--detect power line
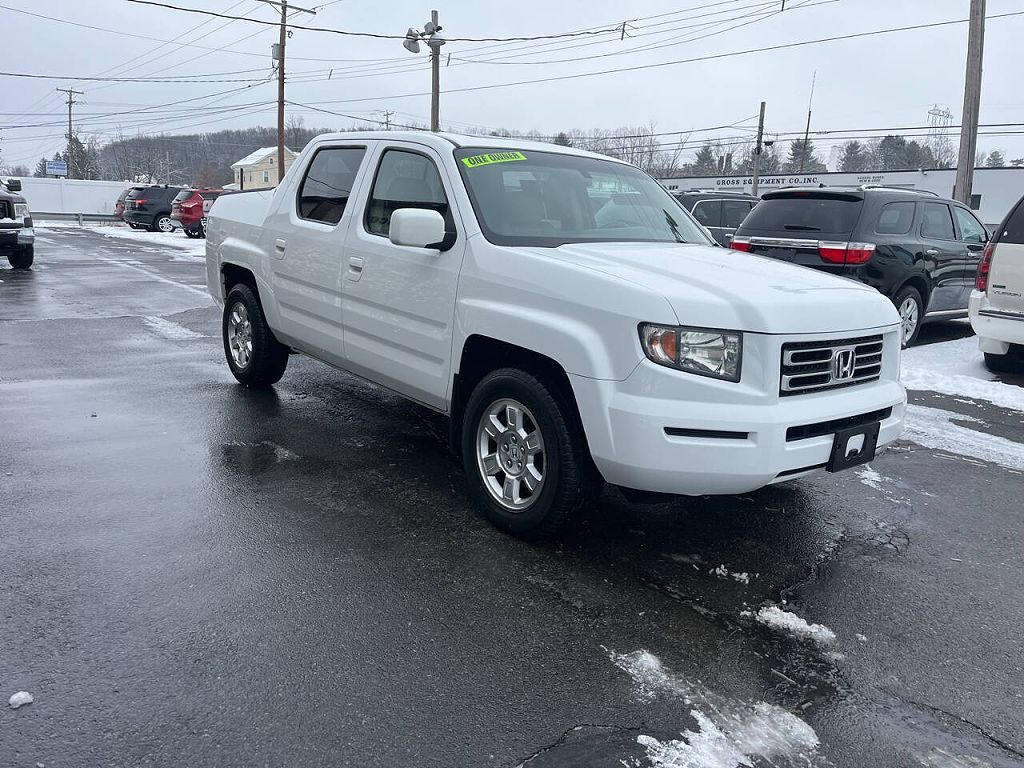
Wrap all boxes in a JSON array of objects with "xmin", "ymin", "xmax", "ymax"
[
  {"xmin": 123, "ymin": 0, "xmax": 627, "ymax": 42},
  {"xmin": 0, "ymin": 71, "xmax": 271, "ymax": 84}
]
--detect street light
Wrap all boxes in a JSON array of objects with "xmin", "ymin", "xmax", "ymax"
[{"xmin": 402, "ymin": 10, "xmax": 445, "ymax": 132}]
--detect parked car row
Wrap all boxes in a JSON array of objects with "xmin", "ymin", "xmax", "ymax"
[{"xmin": 115, "ymin": 184, "xmax": 223, "ymax": 237}]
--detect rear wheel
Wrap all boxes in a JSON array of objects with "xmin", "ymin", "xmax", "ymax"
[
  {"xmin": 893, "ymin": 285, "xmax": 924, "ymax": 347},
  {"xmin": 7, "ymin": 245, "xmax": 33, "ymax": 269},
  {"xmin": 184, "ymin": 227, "xmax": 202, "ymax": 239},
  {"xmin": 984, "ymin": 348, "xmax": 1022, "ymax": 373},
  {"xmin": 461, "ymin": 368, "xmax": 596, "ymax": 539},
  {"xmin": 151, "ymin": 213, "xmax": 173, "ymax": 233},
  {"xmin": 222, "ymin": 284, "xmax": 289, "ymax": 387}
]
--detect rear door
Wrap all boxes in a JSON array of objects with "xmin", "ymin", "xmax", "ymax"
[
  {"xmin": 986, "ymin": 198, "xmax": 1024, "ymax": 313},
  {"xmin": 265, "ymin": 143, "xmax": 370, "ymax": 365},
  {"xmin": 917, "ymin": 201, "xmax": 963, "ymax": 312},
  {"xmin": 951, "ymin": 204, "xmax": 990, "ymax": 306},
  {"xmin": 736, "ymin": 190, "xmax": 864, "ymax": 274}
]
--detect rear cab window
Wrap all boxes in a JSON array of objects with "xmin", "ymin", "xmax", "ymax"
[
  {"xmin": 297, "ymin": 146, "xmax": 367, "ymax": 225},
  {"xmin": 740, "ymin": 192, "xmax": 863, "ymax": 237}
]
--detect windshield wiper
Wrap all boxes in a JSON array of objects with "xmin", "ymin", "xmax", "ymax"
[{"xmin": 663, "ymin": 209, "xmax": 685, "ymax": 243}]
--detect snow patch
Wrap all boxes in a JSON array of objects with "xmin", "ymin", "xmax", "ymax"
[
  {"xmin": 902, "ymin": 336, "xmax": 1024, "ymax": 413},
  {"xmin": 142, "ymin": 316, "xmax": 203, "ymax": 340},
  {"xmin": 755, "ymin": 605, "xmax": 837, "ymax": 645},
  {"xmin": 608, "ymin": 650, "xmax": 823, "ymax": 768},
  {"xmin": 709, "ymin": 564, "xmax": 751, "ymax": 584},
  {"xmin": 914, "ymin": 747, "xmax": 993, "ymax": 768},
  {"xmin": 9, "ymin": 691, "xmax": 33, "ymax": 709},
  {"xmin": 856, "ymin": 465, "xmax": 884, "ymax": 490},
  {"xmin": 904, "ymin": 404, "xmax": 1024, "ymax": 472},
  {"xmin": 856, "ymin": 633, "xmax": 868, "ymax": 642}
]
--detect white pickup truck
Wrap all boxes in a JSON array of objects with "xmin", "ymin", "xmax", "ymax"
[{"xmin": 206, "ymin": 132, "xmax": 906, "ymax": 538}]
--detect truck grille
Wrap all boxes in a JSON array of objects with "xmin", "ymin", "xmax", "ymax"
[
  {"xmin": 780, "ymin": 335, "xmax": 883, "ymax": 396},
  {"xmin": 0, "ymin": 201, "xmax": 10, "ymax": 220}
]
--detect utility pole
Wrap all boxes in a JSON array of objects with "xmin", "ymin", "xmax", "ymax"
[
  {"xmin": 430, "ymin": 10, "xmax": 440, "ymax": 132},
  {"xmin": 56, "ymin": 87, "xmax": 83, "ymax": 177},
  {"xmin": 260, "ymin": 0, "xmax": 315, "ymax": 185},
  {"xmin": 798, "ymin": 71, "xmax": 815, "ymax": 174},
  {"xmin": 377, "ymin": 110, "xmax": 395, "ymax": 130},
  {"xmin": 401, "ymin": 11, "xmax": 445, "ymax": 132},
  {"xmin": 955, "ymin": 0, "xmax": 986, "ymax": 205},
  {"xmin": 751, "ymin": 101, "xmax": 766, "ymax": 197}
]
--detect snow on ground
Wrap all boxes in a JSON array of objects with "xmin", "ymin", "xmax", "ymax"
[
  {"xmin": 754, "ymin": 605, "xmax": 837, "ymax": 645},
  {"xmin": 902, "ymin": 335, "xmax": 1024, "ymax": 413},
  {"xmin": 856, "ymin": 465, "xmax": 884, "ymax": 490},
  {"xmin": 36, "ymin": 222, "xmax": 206, "ymax": 259},
  {"xmin": 904, "ymin": 404, "xmax": 1024, "ymax": 473},
  {"xmin": 142, "ymin": 316, "xmax": 204, "ymax": 340},
  {"xmin": 609, "ymin": 650, "xmax": 824, "ymax": 768},
  {"xmin": 709, "ymin": 564, "xmax": 752, "ymax": 584},
  {"xmin": 9, "ymin": 691, "xmax": 33, "ymax": 709}
]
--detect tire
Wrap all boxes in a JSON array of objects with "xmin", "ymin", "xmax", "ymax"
[
  {"xmin": 222, "ymin": 284, "xmax": 289, "ymax": 387},
  {"xmin": 461, "ymin": 367, "xmax": 596, "ymax": 539},
  {"xmin": 893, "ymin": 285, "xmax": 924, "ymax": 347},
  {"xmin": 184, "ymin": 227, "xmax": 201, "ymax": 239},
  {"xmin": 984, "ymin": 349, "xmax": 1021, "ymax": 373},
  {"xmin": 7, "ymin": 245, "xmax": 33, "ymax": 269},
  {"xmin": 151, "ymin": 213, "xmax": 174, "ymax": 233}
]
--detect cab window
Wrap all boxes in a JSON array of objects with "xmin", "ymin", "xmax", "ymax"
[
  {"xmin": 365, "ymin": 149, "xmax": 448, "ymax": 237},
  {"xmin": 921, "ymin": 202, "xmax": 955, "ymax": 240},
  {"xmin": 875, "ymin": 201, "xmax": 916, "ymax": 235},
  {"xmin": 297, "ymin": 146, "xmax": 366, "ymax": 225}
]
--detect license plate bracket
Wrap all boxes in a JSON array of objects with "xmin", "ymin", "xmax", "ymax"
[{"xmin": 827, "ymin": 422, "xmax": 880, "ymax": 473}]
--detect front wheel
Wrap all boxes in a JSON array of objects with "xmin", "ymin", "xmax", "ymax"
[
  {"xmin": 893, "ymin": 285, "xmax": 924, "ymax": 347},
  {"xmin": 7, "ymin": 245, "xmax": 33, "ymax": 269},
  {"xmin": 222, "ymin": 284, "xmax": 289, "ymax": 387},
  {"xmin": 461, "ymin": 368, "xmax": 597, "ymax": 539}
]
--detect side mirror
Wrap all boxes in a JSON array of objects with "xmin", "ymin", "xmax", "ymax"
[
  {"xmin": 3, "ymin": 178, "xmax": 22, "ymax": 192},
  {"xmin": 389, "ymin": 208, "xmax": 447, "ymax": 249}
]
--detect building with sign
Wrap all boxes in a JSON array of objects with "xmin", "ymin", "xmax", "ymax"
[{"xmin": 658, "ymin": 166, "xmax": 1024, "ymax": 227}]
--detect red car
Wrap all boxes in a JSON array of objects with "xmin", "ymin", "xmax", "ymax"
[
  {"xmin": 171, "ymin": 188, "xmax": 223, "ymax": 238},
  {"xmin": 114, "ymin": 186, "xmax": 146, "ymax": 221}
]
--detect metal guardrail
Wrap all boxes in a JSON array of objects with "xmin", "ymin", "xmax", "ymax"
[{"xmin": 33, "ymin": 212, "xmax": 120, "ymax": 224}]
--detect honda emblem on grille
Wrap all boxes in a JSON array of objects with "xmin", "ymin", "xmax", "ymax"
[{"xmin": 832, "ymin": 347, "xmax": 856, "ymax": 381}]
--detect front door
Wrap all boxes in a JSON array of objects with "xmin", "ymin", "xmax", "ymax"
[
  {"xmin": 952, "ymin": 204, "xmax": 989, "ymax": 307},
  {"xmin": 265, "ymin": 144, "xmax": 369, "ymax": 365},
  {"xmin": 341, "ymin": 145, "xmax": 465, "ymax": 411},
  {"xmin": 918, "ymin": 201, "xmax": 963, "ymax": 313}
]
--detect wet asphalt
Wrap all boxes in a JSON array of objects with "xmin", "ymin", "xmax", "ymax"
[{"xmin": 1, "ymin": 229, "xmax": 1023, "ymax": 768}]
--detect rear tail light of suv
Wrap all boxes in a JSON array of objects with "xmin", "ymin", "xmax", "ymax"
[
  {"xmin": 730, "ymin": 237, "xmax": 875, "ymax": 265},
  {"xmin": 976, "ymin": 241, "xmax": 994, "ymax": 292}
]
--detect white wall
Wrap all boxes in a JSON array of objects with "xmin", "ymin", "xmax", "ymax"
[
  {"xmin": 659, "ymin": 167, "xmax": 1024, "ymax": 227},
  {"xmin": 17, "ymin": 177, "xmax": 131, "ymax": 215}
]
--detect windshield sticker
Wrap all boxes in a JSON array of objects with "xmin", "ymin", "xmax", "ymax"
[{"xmin": 461, "ymin": 151, "xmax": 527, "ymax": 168}]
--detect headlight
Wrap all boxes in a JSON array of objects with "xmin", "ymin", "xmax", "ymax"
[
  {"xmin": 14, "ymin": 204, "xmax": 29, "ymax": 219},
  {"xmin": 639, "ymin": 323, "xmax": 743, "ymax": 382}
]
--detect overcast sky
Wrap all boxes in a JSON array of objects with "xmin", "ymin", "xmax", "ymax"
[{"xmin": 2, "ymin": 0, "xmax": 1023, "ymax": 170}]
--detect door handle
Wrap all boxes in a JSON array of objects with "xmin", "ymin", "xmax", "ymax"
[
  {"xmin": 347, "ymin": 256, "xmax": 364, "ymax": 281},
  {"xmin": 925, "ymin": 248, "xmax": 939, "ymax": 256},
  {"xmin": 273, "ymin": 239, "xmax": 286, "ymax": 259}
]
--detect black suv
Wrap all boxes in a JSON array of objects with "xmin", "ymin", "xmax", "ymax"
[
  {"xmin": 673, "ymin": 190, "xmax": 759, "ymax": 246},
  {"xmin": 123, "ymin": 185, "xmax": 185, "ymax": 232},
  {"xmin": 731, "ymin": 186, "xmax": 990, "ymax": 345}
]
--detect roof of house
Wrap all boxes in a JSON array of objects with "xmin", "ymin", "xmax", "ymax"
[{"xmin": 231, "ymin": 146, "xmax": 297, "ymax": 169}]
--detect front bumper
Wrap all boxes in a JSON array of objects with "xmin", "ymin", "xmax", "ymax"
[
  {"xmin": 969, "ymin": 290, "xmax": 1024, "ymax": 353},
  {"xmin": 0, "ymin": 225, "xmax": 32, "ymax": 251},
  {"xmin": 571, "ymin": 329, "xmax": 906, "ymax": 496}
]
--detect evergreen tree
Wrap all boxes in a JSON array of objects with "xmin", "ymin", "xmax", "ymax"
[
  {"xmin": 875, "ymin": 135, "xmax": 909, "ymax": 170},
  {"xmin": 552, "ymin": 132, "xmax": 572, "ymax": 147},
  {"xmin": 985, "ymin": 150, "xmax": 1006, "ymax": 167},
  {"xmin": 784, "ymin": 139, "xmax": 826, "ymax": 173},
  {"xmin": 904, "ymin": 140, "xmax": 936, "ymax": 169},
  {"xmin": 1011, "ymin": 158, "xmax": 1024, "ymax": 167},
  {"xmin": 690, "ymin": 143, "xmax": 719, "ymax": 176},
  {"xmin": 838, "ymin": 140, "xmax": 869, "ymax": 172}
]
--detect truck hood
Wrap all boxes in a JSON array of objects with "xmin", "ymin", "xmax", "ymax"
[{"xmin": 527, "ymin": 241, "xmax": 899, "ymax": 335}]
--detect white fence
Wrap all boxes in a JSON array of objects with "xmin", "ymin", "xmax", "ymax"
[{"xmin": 16, "ymin": 177, "xmax": 131, "ymax": 216}]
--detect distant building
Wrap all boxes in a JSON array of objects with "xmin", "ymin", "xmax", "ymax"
[{"xmin": 230, "ymin": 146, "xmax": 297, "ymax": 190}]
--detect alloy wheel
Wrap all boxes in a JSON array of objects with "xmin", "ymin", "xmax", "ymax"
[{"xmin": 476, "ymin": 398, "xmax": 546, "ymax": 511}]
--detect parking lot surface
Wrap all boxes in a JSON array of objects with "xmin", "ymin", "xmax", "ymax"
[{"xmin": 2, "ymin": 228, "xmax": 1023, "ymax": 767}]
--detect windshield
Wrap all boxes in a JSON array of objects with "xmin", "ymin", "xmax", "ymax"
[{"xmin": 454, "ymin": 148, "xmax": 712, "ymax": 248}]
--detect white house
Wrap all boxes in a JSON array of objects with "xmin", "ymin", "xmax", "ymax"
[{"xmin": 230, "ymin": 146, "xmax": 297, "ymax": 190}]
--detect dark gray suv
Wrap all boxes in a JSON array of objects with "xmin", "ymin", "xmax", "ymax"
[
  {"xmin": 673, "ymin": 190, "xmax": 759, "ymax": 246},
  {"xmin": 731, "ymin": 186, "xmax": 990, "ymax": 346}
]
